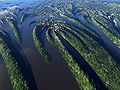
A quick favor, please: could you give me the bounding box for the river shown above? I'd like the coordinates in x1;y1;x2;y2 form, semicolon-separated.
0;1;80;90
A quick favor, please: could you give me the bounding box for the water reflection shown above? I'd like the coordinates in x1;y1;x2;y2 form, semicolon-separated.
0;0;80;90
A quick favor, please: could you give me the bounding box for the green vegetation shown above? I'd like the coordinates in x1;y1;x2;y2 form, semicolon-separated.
71;0;120;49
6;18;22;44
81;15;92;26
0;35;29;90
33;25;52;64
0;29;7;36
28;20;36;28
54;7;100;39
7;9;17;18
58;24;120;89
0;24;6;29
115;16;120;28
17;8;23;14
46;29;95;90
46;18;120;89
1;0;120;89
20;13;30;24
91;17;120;48
0;19;4;24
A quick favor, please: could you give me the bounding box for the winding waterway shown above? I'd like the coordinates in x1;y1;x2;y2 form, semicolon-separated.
0;0;120;90
76;13;120;62
0;1;80;90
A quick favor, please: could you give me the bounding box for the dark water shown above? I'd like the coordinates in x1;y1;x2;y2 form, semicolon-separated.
56;32;108;89
1;0;120;90
0;55;13;90
0;1;80;89
76;14;120;62
56;12;120;63
19;15;79;90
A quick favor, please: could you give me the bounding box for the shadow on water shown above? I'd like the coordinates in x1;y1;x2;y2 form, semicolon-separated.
41;27;80;90
20;13;30;24
48;28;54;40
31;24;80;90
0;30;38;90
95;19;120;39
1;1;119;89
61;27;89;50
0;54;13;90
101;16;120;33
55;32;108;90
62;14;120;65
73;23;120;65
20;20;80;90
35;25;45;47
81;15;120;64
60;30;72;40
12;19;22;42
